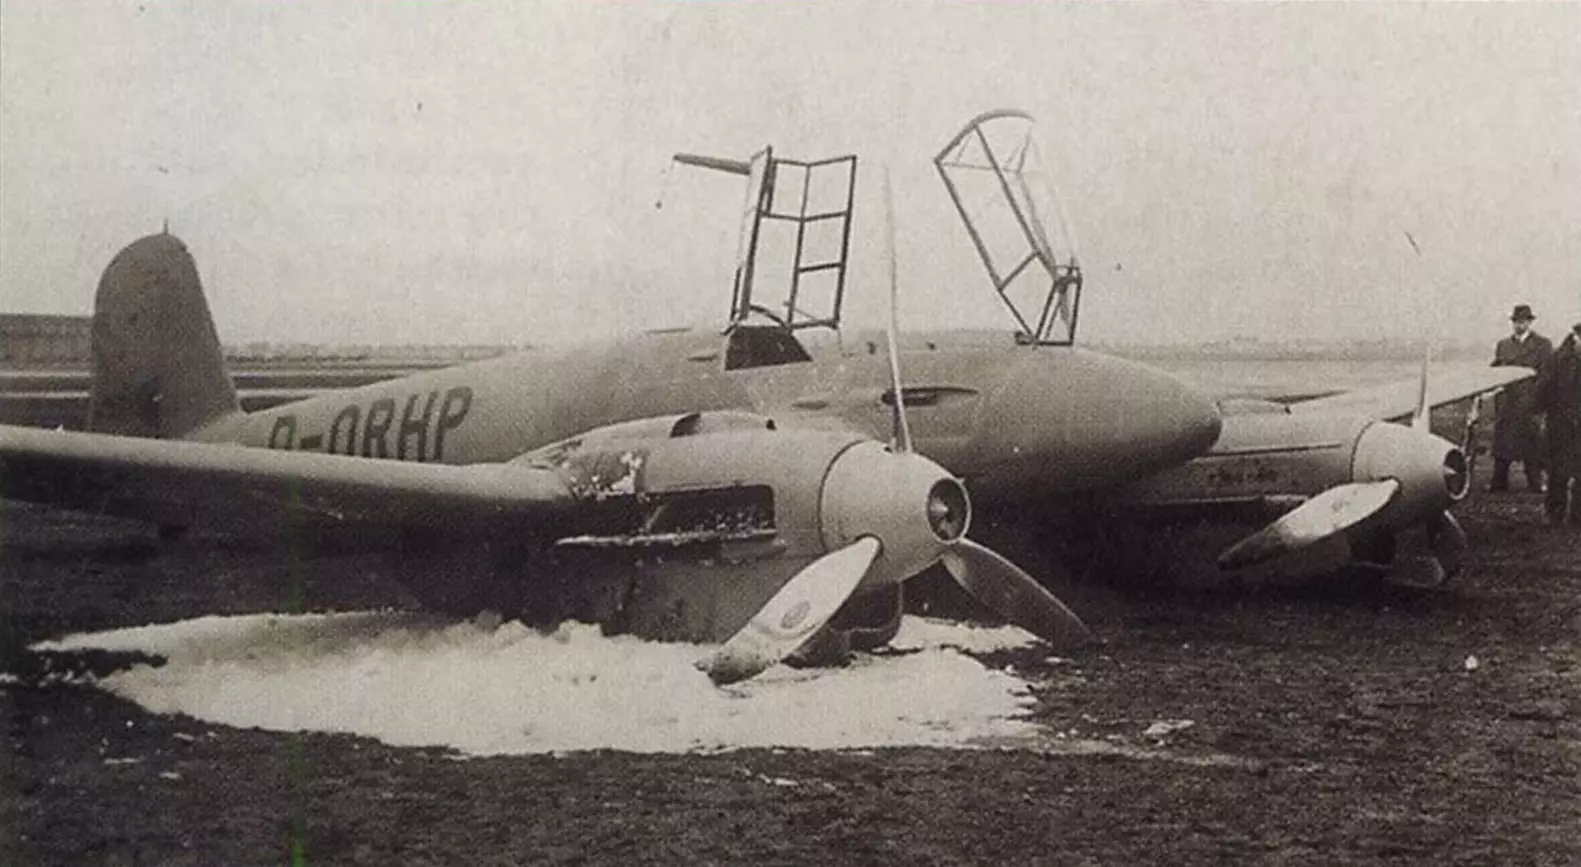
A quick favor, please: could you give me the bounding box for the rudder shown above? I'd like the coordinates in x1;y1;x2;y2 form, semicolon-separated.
88;233;240;438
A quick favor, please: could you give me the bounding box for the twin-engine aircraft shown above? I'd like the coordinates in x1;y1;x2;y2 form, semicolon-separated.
0;111;1526;683
0;113;1224;683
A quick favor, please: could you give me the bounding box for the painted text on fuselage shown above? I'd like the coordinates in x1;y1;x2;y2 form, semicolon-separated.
267;386;473;462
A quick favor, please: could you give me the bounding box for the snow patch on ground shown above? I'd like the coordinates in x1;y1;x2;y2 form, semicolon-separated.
890;616;1039;654
36;613;1043;755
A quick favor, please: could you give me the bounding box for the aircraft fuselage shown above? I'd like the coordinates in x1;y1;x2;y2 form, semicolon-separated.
199;328;1221;505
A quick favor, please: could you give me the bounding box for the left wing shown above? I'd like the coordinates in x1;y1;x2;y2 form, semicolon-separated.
0;423;572;532
1289;365;1533;422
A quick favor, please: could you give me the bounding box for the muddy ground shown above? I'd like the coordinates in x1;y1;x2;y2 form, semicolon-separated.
2;465;1578;867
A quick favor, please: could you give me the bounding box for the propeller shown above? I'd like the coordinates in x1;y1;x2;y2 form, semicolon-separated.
1218;479;1400;570
1217;284;1475;586
880;166;1089;648
699;167;1095;685
1402;308;1471;587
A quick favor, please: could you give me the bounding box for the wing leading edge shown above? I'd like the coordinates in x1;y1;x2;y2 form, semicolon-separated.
0;423;572;533
1289;365;1533;422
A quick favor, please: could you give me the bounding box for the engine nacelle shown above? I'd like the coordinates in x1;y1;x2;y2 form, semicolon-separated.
514;412;967;644
1118;411;1468;530
1351;421;1469;529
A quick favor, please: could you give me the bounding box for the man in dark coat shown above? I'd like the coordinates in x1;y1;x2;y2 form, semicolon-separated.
1534;322;1581;526
1491;304;1554;492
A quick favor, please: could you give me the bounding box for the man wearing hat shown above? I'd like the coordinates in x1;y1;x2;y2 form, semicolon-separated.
1534;321;1581;526
1490;304;1553;492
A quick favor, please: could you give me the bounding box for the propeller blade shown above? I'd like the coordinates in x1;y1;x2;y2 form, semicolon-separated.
698;537;880;686
1460;394;1483;480
940;538;1096;650
1427;509;1468;583
1218;479;1400;570
1408;330;1437;433
881;169;913;454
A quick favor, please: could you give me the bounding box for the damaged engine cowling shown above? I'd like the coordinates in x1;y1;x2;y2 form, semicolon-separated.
515;411;968;645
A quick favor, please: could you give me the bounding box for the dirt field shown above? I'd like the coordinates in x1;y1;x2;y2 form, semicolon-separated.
3;465;1578;866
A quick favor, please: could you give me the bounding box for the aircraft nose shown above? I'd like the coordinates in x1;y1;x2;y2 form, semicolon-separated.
967;349;1221;502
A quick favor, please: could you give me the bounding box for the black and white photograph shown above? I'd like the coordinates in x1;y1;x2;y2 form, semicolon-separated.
2;3;1578;864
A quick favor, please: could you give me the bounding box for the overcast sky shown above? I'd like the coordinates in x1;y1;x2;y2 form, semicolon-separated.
2;1;1577;347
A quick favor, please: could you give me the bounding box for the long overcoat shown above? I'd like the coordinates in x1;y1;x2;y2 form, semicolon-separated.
1492;332;1554;461
1536;334;1581;472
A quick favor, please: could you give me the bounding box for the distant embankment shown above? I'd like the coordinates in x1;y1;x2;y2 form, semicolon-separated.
0;361;463;430
0;318;516;428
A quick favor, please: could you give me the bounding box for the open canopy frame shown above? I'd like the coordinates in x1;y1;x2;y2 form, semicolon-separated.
935;110;1084;346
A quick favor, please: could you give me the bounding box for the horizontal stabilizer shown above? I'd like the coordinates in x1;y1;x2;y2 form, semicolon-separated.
1218;479;1400;570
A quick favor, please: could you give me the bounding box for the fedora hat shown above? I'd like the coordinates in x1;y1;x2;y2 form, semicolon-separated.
1511;304;1536;321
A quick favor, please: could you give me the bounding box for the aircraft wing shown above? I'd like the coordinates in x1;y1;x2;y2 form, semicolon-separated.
0;423;571;532
1287;365;1533;422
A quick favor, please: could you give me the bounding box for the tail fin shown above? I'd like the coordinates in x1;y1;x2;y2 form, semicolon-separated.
88;233;240;438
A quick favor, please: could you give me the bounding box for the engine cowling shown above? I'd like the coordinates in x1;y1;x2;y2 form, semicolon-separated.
512;413;968;644
536;419;963;568
1351;421;1469;524
1122;411;1467;524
